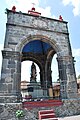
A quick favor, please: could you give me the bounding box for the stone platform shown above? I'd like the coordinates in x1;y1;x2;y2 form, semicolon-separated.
0;99;80;120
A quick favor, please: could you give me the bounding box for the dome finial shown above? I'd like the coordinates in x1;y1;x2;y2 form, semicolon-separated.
28;3;41;16
31;3;35;11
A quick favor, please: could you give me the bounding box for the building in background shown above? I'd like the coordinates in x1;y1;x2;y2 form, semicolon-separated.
77;79;80;93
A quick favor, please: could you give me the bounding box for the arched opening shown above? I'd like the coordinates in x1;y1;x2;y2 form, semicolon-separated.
51;54;60;99
21;61;40;99
20;39;60;100
51;54;58;82
21;61;40;82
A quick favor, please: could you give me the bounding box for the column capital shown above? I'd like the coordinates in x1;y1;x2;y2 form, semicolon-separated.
56;55;73;62
2;50;21;60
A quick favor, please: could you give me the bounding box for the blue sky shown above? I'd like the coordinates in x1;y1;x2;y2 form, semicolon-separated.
0;0;80;81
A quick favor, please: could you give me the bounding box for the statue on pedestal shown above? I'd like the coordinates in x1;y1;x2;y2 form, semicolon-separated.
30;62;37;82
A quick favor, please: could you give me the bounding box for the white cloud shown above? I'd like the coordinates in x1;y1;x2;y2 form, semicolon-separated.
72;48;80;57
62;0;80;16
5;0;53;17
38;6;52;17
6;0;39;12
62;0;71;5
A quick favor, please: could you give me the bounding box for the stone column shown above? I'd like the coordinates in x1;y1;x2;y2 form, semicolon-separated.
41;62;48;97
66;57;77;98
43;59;52;97
40;70;44;87
57;56;77;99
0;50;21;103
57;57;67;99
47;67;52;88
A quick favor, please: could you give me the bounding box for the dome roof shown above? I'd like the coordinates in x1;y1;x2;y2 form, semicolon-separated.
22;40;52;54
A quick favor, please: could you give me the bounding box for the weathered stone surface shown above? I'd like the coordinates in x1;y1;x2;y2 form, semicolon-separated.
0;105;4;114
0;99;80;119
0;103;37;120
0;96;17;103
55;99;80;117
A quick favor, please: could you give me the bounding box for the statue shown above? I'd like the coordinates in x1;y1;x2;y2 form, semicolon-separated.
30;62;37;82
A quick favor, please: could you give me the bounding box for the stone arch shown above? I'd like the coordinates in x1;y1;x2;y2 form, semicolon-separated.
16;34;61;54
17;34;62;91
19;35;60;90
21;55;43;84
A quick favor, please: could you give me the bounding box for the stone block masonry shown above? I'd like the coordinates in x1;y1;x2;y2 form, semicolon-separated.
0;9;78;103
0;99;80;119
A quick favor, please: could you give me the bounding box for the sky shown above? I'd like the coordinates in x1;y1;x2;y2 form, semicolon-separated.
0;0;80;82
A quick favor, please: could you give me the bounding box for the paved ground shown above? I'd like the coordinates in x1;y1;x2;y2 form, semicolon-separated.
58;115;80;120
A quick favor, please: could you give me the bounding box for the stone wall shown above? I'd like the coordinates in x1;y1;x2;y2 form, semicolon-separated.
55;99;80;117
0;99;80;119
0;103;38;120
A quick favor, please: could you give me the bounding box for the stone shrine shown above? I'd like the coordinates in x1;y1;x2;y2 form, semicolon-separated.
0;8;78;103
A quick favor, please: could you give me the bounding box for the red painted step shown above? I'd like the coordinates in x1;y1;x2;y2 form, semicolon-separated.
38;109;58;120
41;114;56;119
39;109;54;114
23;99;63;109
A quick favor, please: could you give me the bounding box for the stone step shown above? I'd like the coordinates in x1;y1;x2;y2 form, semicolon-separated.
23;99;63;108
40;114;56;119
38;109;58;120
39;109;54;114
41;118;58;120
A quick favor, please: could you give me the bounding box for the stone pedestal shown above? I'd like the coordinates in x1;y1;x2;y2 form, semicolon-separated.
27;80;44;98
